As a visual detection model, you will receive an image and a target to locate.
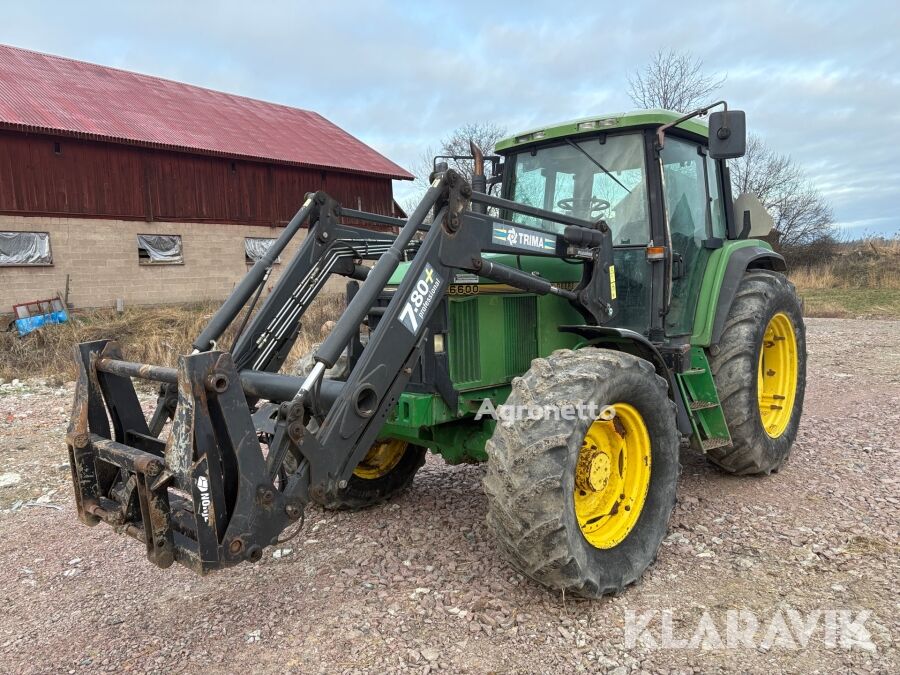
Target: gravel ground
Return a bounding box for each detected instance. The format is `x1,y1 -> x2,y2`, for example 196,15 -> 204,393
0,318 -> 897,674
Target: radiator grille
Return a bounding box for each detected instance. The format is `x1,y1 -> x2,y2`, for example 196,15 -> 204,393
503,295 -> 538,376
449,298 -> 480,386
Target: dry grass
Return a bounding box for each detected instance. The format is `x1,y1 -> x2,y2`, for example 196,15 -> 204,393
795,288 -> 900,319
791,263 -> 900,291
0,293 -> 343,382
789,237 -> 900,290
789,236 -> 900,318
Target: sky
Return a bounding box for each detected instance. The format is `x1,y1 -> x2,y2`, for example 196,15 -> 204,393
1,1 -> 897,237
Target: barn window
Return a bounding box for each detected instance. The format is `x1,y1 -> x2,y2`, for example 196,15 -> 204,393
0,231 -> 53,266
137,234 -> 183,265
53,142 -> 62,155
245,237 -> 279,264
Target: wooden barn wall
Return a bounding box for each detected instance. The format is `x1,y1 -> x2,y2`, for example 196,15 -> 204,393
0,130 -> 396,225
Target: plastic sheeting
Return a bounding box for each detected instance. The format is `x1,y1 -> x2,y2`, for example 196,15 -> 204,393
137,234 -> 183,263
0,231 -> 52,265
16,310 -> 69,336
244,237 -> 277,263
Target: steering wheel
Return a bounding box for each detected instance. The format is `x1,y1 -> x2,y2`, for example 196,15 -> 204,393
556,197 -> 610,217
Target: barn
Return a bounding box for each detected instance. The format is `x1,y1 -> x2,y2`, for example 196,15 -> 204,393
0,44 -> 412,314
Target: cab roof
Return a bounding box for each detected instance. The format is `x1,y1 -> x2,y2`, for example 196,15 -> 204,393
495,109 -> 708,153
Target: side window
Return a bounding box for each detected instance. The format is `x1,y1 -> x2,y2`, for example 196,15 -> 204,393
661,138 -> 715,336
705,156 -> 727,238
662,140 -> 708,245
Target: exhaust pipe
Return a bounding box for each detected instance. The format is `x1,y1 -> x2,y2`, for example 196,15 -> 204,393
469,140 -> 487,213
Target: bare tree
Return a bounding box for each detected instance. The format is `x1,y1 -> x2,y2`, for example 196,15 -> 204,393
627,49 -> 725,112
408,122 -> 506,185
402,144 -> 441,214
730,135 -> 834,250
628,49 -> 834,256
402,121 -> 508,214
437,121 -> 507,183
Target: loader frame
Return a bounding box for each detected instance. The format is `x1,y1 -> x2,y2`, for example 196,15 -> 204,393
67,169 -> 620,573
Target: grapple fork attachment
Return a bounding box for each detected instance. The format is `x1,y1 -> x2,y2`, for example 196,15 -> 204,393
66,340 -> 300,573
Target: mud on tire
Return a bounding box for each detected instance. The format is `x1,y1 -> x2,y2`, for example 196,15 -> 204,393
483,348 -> 680,598
313,443 -> 427,511
707,270 -> 806,475
291,349 -> 426,510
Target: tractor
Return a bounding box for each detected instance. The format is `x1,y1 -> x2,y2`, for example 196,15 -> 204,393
66,103 -> 806,597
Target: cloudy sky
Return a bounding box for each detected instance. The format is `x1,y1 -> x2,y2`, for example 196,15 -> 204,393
2,1 -> 897,236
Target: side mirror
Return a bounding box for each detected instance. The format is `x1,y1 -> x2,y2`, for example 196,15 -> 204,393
708,110 -> 746,159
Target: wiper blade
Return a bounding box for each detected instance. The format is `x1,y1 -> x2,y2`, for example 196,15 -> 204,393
564,138 -> 631,195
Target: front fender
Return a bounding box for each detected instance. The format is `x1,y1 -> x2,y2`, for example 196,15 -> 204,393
558,325 -> 692,435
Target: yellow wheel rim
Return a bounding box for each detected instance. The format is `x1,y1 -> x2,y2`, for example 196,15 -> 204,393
352,439 -> 407,480
757,312 -> 799,438
573,403 -> 651,549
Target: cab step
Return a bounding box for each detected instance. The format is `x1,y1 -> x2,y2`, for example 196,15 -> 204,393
701,437 -> 732,451
675,347 -> 732,453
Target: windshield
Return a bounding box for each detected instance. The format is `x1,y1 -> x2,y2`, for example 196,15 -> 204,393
508,133 -> 650,246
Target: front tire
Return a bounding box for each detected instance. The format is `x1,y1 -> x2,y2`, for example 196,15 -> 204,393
483,349 -> 680,598
708,270 -> 806,475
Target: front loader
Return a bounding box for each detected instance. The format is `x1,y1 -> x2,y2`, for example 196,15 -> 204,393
66,104 -> 806,596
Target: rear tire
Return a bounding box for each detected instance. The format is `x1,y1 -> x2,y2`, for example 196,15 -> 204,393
708,270 -> 806,475
483,349 -> 680,598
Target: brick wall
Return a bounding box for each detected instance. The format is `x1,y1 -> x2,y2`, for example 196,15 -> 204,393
0,216 -> 315,313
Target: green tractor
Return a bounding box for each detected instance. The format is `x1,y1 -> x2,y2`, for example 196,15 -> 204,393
67,104 -> 806,598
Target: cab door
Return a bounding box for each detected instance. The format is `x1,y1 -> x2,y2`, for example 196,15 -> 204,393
660,137 -> 728,337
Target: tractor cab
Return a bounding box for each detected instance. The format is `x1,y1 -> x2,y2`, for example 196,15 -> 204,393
495,109 -> 740,340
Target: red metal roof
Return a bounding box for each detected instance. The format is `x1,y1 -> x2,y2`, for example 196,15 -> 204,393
0,44 -> 412,180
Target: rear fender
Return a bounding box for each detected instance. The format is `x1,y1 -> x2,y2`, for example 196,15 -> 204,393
692,241 -> 786,348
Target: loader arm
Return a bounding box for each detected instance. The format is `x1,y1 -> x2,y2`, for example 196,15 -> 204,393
66,170 -> 617,574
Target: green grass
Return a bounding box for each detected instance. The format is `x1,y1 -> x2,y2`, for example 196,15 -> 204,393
797,288 -> 900,319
